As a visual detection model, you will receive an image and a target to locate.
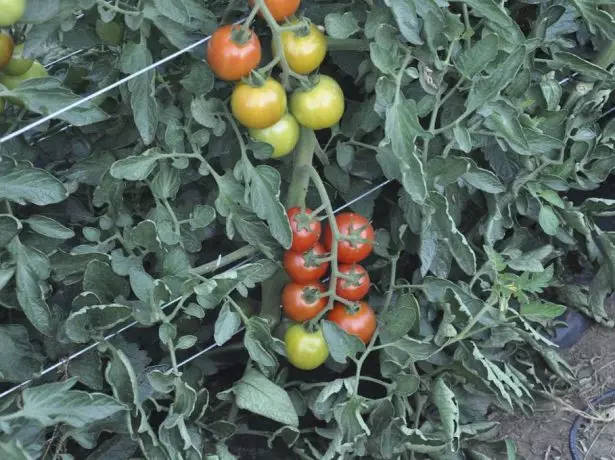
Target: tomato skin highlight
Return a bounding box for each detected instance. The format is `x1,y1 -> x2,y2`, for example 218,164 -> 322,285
336,264 -> 370,301
207,25 -> 261,81
0,34 -> 15,71
284,324 -> 329,370
283,242 -> 329,283
287,207 -> 321,252
0,0 -> 26,27
324,212 -> 374,263
278,22 -> 327,75
282,281 -> 327,321
249,0 -> 300,22
249,113 -> 300,158
290,75 -> 344,130
231,77 -> 287,129
327,301 -> 376,344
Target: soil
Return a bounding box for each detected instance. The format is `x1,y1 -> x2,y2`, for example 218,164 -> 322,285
497,325 -> 615,459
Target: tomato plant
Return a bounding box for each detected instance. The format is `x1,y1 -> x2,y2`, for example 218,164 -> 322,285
283,242 -> 329,283
278,22 -> 327,75
327,301 -> 376,344
290,75 -> 345,130
248,112 -> 300,158
286,206 -> 321,252
207,25 -> 261,81
231,77 -> 287,128
282,281 -> 326,321
0,34 -> 14,71
336,263 -> 370,301
284,324 -> 329,370
0,0 -> 25,27
324,212 -> 374,263
2,1 -> 615,459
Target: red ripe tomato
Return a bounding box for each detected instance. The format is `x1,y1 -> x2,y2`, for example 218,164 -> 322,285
207,25 -> 261,81
327,300 -> 376,344
283,242 -> 329,283
249,0 -> 300,22
336,264 -> 370,301
324,212 -> 374,263
282,281 -> 327,321
288,207 -> 321,252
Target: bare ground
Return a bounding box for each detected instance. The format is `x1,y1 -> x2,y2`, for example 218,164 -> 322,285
497,325 -> 615,459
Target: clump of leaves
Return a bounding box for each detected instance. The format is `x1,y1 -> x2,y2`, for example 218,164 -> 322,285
1,0 -> 615,458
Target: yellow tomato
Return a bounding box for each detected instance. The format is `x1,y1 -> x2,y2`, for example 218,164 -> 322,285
249,113 -> 300,158
290,75 -> 344,130
0,0 -> 26,27
0,34 -> 14,70
4,44 -> 34,76
231,77 -> 287,129
277,22 -> 327,75
284,324 -> 329,370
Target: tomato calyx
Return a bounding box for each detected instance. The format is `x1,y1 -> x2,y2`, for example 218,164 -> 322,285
338,300 -> 361,315
291,208 -> 317,232
339,223 -> 372,247
282,18 -> 311,37
243,69 -> 268,87
338,267 -> 365,287
302,247 -> 330,267
302,285 -> 325,303
230,25 -> 256,46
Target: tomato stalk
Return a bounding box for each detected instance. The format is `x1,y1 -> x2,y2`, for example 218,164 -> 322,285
252,0 -> 310,89
286,127 -> 316,208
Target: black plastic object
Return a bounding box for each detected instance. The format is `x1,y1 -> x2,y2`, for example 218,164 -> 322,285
569,388 -> 615,460
547,310 -> 590,349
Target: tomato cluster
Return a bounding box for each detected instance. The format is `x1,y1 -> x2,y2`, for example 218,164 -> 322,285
206,0 -> 345,158
281,209 -> 376,370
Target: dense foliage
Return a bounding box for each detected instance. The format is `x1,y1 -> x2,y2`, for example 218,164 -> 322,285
2,0 -> 615,459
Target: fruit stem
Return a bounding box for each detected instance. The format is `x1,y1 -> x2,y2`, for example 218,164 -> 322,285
286,128 -> 316,208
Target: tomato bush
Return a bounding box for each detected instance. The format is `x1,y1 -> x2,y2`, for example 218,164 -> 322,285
2,0 -> 615,459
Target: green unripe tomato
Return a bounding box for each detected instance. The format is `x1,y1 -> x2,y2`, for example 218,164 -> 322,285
4,44 -> 34,76
0,60 -> 47,90
249,113 -> 300,159
0,0 -> 26,27
284,323 -> 329,370
290,75 -> 345,130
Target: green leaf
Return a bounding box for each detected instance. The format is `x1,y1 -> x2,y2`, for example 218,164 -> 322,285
460,0 -> 524,44
453,125 -> 472,153
189,204 -> 216,230
322,320 -> 365,363
18,378 -> 126,428
244,316 -> 279,370
0,325 -> 44,383
570,0 -> 615,39
538,205 -> 560,236
0,160 -> 67,206
64,304 -> 132,343
0,214 -> 21,247
214,302 -> 241,346
149,163 -> 180,199
455,34 -> 499,78
462,158 -> 506,193
234,368 -> 299,427
392,373 -> 420,397
385,0 -> 423,45
432,378 -> 460,443
482,101 -> 529,155
507,245 -> 554,272
181,61 -> 215,96
246,165 -> 292,249
385,98 -> 430,202
24,215 -> 74,239
466,47 -> 526,113
520,302 -> 566,323
110,149 -> 163,181
105,346 -> 140,407
380,293 -> 419,343
175,335 -> 197,350
553,51 -> 612,81
325,12 -> 360,39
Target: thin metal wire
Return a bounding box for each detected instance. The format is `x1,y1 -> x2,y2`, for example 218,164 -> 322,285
0,17 -> 247,145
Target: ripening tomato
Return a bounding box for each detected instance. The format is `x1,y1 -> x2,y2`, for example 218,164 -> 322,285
290,75 -> 344,130
0,0 -> 26,27
327,301 -> 376,344
336,264 -> 370,301
282,281 -> 327,321
277,22 -> 327,75
324,212 -> 374,263
287,207 -> 321,252
4,43 -> 34,76
231,77 -> 287,129
0,60 -> 47,90
283,242 -> 329,283
0,34 -> 14,71
249,113 -> 300,158
284,323 -> 329,370
207,24 -> 261,81
249,0 -> 300,22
